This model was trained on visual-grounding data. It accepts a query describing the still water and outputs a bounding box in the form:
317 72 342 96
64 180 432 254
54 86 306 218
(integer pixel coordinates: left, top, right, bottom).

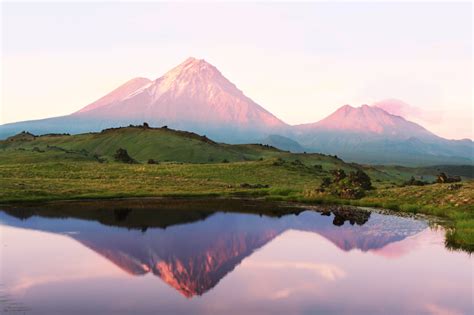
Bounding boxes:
0 200 471 315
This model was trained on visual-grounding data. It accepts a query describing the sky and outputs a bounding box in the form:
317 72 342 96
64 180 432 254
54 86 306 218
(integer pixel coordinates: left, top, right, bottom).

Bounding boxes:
1 1 472 139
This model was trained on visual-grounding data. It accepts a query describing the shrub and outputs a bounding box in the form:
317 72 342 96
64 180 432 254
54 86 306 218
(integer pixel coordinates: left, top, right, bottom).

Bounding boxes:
316 169 373 199
320 177 332 188
272 158 285 166
291 159 303 166
313 164 323 170
93 154 106 163
403 176 428 186
348 170 372 190
436 172 461 183
32 147 44 153
240 183 269 189
331 169 346 182
339 186 365 199
114 148 136 164
447 183 462 191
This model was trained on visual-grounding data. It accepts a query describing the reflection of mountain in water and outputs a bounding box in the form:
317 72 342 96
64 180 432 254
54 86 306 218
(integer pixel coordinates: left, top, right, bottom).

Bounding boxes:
0 205 426 298
78 214 285 297
307 213 427 252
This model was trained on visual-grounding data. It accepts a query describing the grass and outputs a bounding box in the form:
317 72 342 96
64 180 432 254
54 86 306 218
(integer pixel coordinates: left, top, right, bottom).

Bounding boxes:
0 159 323 203
301 182 474 252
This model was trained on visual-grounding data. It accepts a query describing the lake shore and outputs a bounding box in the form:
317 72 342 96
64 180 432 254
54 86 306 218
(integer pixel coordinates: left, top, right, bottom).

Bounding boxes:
1 188 472 253
1 159 472 252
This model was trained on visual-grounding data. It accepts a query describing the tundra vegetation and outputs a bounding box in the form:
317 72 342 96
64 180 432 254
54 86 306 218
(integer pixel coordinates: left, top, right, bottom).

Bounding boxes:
0 125 472 252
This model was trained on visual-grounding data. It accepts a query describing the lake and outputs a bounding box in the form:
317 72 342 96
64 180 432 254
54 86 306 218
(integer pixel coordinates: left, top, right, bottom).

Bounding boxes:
0 199 471 315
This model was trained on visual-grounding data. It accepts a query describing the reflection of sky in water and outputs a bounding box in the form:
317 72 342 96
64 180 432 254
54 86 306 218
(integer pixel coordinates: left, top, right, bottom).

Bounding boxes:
0 209 471 315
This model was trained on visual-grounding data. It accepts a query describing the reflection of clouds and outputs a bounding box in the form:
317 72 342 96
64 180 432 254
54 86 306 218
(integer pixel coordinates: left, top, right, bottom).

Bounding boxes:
425 303 463 315
61 231 80 235
371 228 443 259
9 269 120 295
242 261 346 281
271 288 292 300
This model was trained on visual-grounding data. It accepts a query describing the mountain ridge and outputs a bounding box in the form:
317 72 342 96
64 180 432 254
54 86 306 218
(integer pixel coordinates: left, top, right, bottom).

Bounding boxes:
0 57 472 165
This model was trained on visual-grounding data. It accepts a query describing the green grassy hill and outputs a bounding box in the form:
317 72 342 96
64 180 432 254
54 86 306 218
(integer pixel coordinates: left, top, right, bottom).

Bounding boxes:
1 125 472 186
1 125 343 165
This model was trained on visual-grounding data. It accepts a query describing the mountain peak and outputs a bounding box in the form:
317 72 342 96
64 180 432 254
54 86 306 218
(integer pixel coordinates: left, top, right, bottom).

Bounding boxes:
159 57 222 84
172 57 216 72
338 104 355 112
182 56 207 66
335 104 387 118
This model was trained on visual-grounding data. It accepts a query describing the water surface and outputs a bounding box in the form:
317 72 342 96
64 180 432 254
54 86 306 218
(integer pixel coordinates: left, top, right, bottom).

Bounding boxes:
0 200 471 315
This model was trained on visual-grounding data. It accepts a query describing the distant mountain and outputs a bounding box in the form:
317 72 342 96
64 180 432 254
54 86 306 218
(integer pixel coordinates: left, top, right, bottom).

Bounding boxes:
259 134 306 153
291 105 473 165
0 57 472 165
295 104 435 140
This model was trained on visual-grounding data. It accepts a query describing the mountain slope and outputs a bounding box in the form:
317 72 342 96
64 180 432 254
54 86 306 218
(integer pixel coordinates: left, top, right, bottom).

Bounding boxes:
259 134 306 153
77 77 152 114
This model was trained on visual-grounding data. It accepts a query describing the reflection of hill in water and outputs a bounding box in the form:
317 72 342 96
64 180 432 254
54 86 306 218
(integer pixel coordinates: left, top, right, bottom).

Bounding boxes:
0 200 427 298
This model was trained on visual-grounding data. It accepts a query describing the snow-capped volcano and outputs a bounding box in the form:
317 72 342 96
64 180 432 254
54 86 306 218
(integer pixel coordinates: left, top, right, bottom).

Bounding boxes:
73 57 287 134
